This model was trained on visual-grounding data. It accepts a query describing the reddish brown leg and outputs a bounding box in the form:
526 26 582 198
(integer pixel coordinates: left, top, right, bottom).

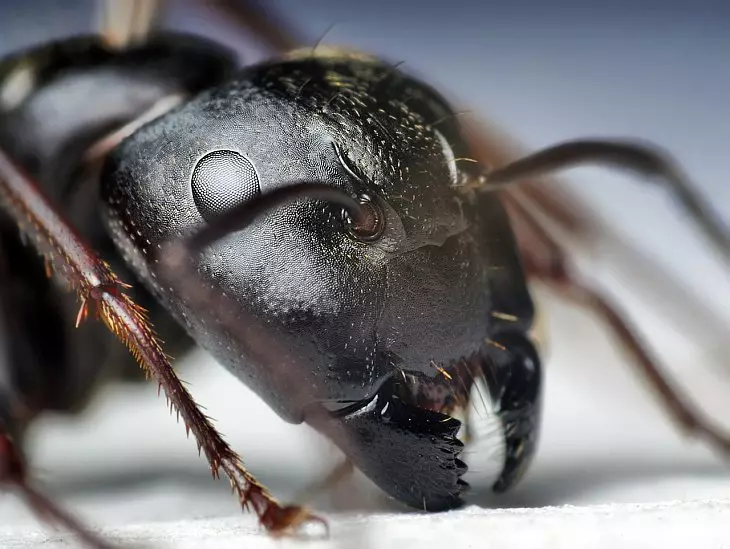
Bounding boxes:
459 114 730 453
0 148 324 538
98 0 303 54
0 432 117 549
203 0 305 53
295 460 355 504
460 117 593 237
502 191 730 456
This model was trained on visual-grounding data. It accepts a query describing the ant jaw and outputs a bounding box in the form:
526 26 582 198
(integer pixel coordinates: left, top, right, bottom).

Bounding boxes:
398 361 509 493
305 374 469 512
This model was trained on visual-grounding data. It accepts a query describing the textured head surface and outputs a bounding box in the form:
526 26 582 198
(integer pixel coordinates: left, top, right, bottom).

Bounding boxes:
102 52 531 423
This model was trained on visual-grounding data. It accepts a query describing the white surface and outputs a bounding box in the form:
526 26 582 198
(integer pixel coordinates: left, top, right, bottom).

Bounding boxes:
5 502 730 549
1 2 730 548
2 289 730 548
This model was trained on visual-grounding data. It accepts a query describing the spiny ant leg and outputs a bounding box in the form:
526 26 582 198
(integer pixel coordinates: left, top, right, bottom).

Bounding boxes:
155 184 375 514
0 228 117 548
503 192 730 457
0 148 322 534
156 182 467 512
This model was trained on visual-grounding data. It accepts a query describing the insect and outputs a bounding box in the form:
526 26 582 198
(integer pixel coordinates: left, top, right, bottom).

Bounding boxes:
0 1 728 548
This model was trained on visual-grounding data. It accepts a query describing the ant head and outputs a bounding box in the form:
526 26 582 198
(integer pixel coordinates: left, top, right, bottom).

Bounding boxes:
101 54 537 506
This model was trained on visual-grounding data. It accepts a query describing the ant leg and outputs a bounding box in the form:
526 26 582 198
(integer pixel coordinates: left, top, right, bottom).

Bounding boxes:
294 459 355 503
0 233 127 549
96 0 163 49
459 116 730 455
0 148 323 533
0 430 116 549
101 0 304 54
199 0 304 53
462 118 729 261
488 140 728 261
501 191 730 456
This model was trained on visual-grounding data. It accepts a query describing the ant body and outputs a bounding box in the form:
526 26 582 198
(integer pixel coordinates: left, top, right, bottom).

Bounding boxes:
0 2 727 547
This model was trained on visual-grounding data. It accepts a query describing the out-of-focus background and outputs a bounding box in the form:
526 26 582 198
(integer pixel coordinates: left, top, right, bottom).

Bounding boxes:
0 1 729 548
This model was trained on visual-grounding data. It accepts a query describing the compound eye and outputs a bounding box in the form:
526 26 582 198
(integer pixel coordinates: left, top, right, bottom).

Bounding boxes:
343 194 385 242
191 150 260 222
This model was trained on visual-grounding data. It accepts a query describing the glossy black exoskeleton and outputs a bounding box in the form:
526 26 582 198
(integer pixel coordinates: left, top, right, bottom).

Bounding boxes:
0 34 236 434
106 46 544 508
0 34 542 514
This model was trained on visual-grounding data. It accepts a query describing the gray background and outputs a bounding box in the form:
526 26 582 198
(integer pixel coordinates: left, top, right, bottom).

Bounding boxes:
0 2 729 548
